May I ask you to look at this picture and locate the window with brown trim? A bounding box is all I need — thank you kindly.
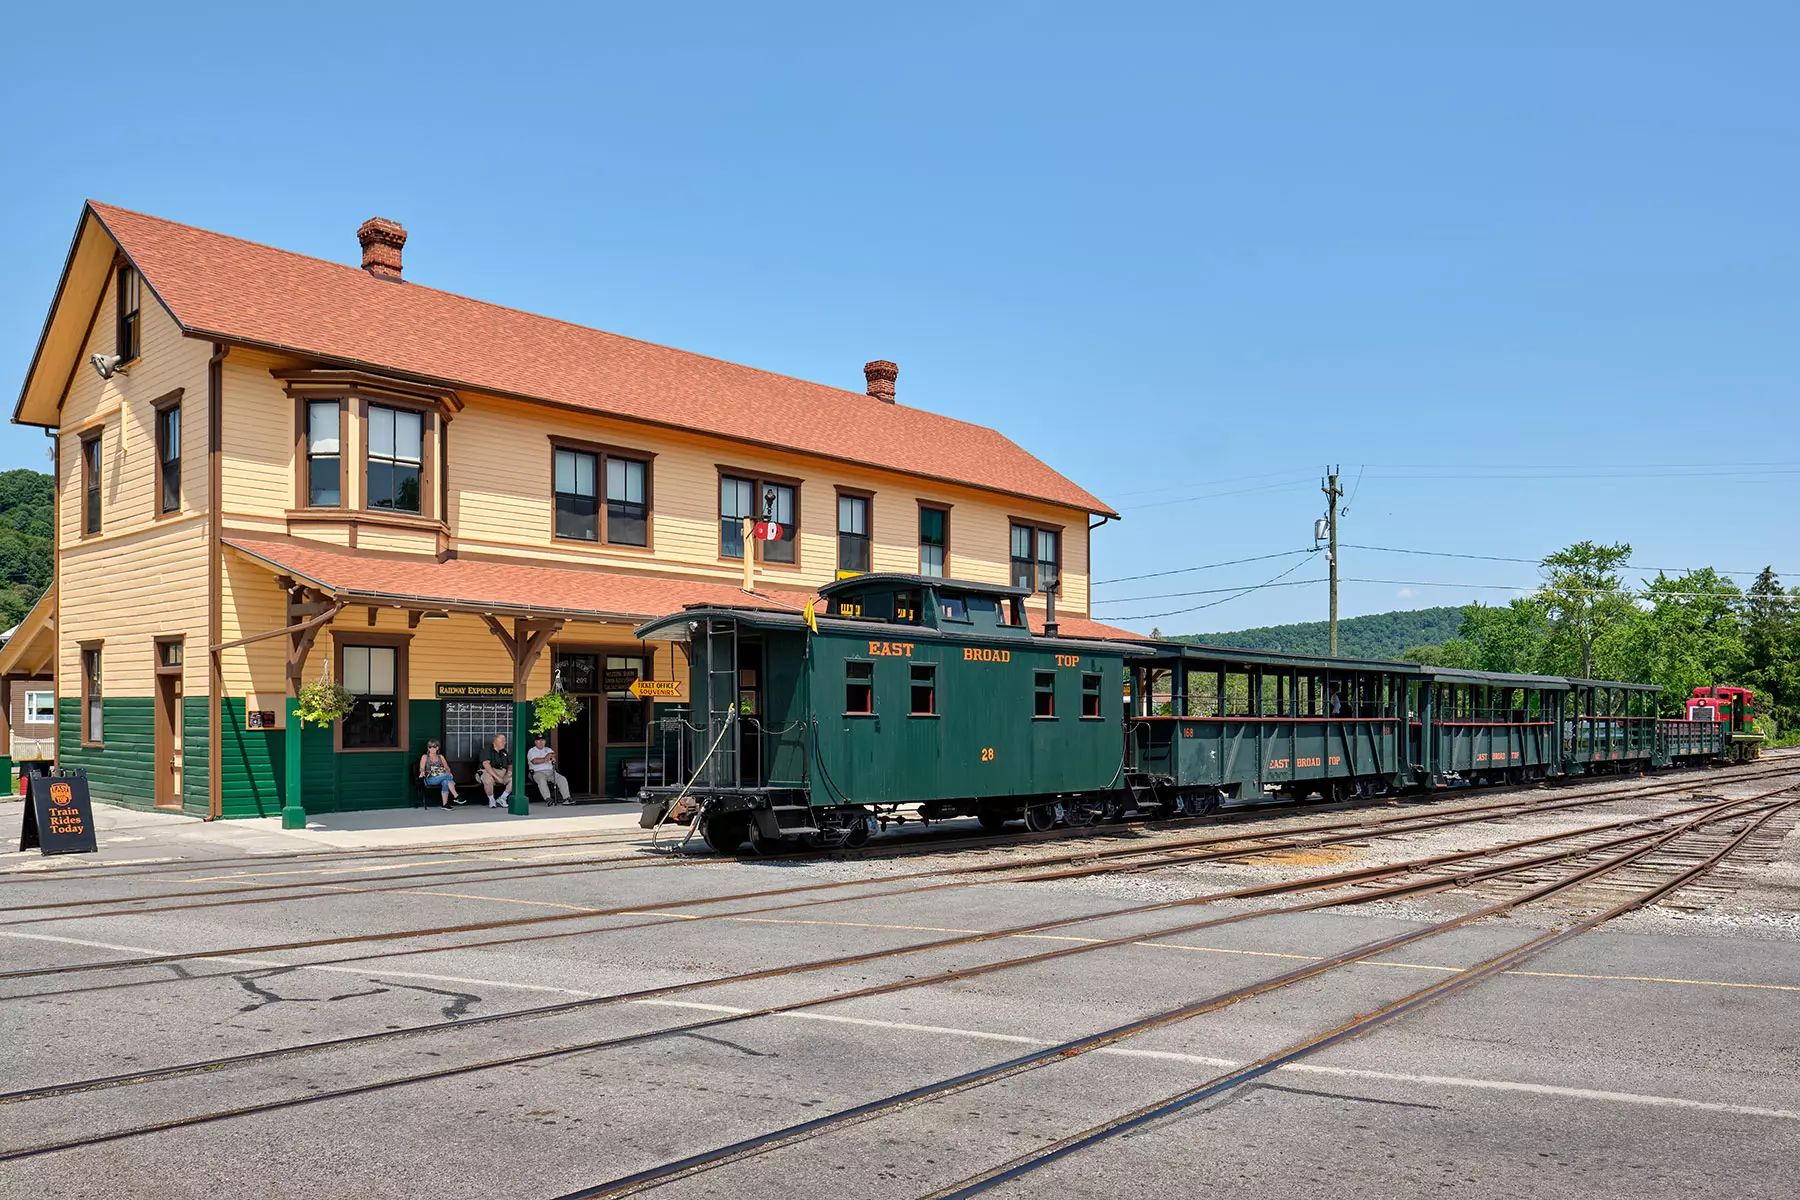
[1010,523,1058,592]
[155,399,181,513]
[305,400,342,507]
[80,431,102,535]
[81,643,103,744]
[919,505,948,577]
[606,456,649,546]
[116,265,141,363]
[554,447,598,541]
[341,643,401,748]
[837,492,870,575]
[366,404,423,513]
[720,473,798,564]
[1033,670,1057,718]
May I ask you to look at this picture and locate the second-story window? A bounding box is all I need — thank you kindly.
[837,493,870,575]
[306,401,341,507]
[919,506,947,577]
[720,475,753,559]
[1010,522,1061,593]
[156,401,181,514]
[81,432,103,535]
[367,405,423,513]
[720,474,797,564]
[116,265,141,362]
[763,482,796,564]
[606,457,648,546]
[554,448,598,541]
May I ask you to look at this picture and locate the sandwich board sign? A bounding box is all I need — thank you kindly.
[19,772,98,855]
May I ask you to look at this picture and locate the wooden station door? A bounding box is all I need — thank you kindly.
[154,638,184,810]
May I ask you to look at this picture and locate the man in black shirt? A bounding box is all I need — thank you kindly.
[481,734,513,809]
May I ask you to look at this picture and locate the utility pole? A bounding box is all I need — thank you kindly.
[1320,466,1343,657]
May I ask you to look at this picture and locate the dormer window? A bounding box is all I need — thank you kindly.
[115,266,141,362]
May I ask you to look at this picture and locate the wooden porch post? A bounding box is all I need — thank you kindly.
[483,615,564,813]
[281,582,336,831]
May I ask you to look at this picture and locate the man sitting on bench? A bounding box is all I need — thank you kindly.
[527,735,572,805]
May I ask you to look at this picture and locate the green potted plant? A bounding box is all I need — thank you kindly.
[531,690,583,735]
[295,668,357,728]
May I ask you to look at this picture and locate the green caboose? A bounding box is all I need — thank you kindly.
[634,574,1147,852]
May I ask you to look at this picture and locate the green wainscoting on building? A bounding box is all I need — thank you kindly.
[221,697,286,818]
[182,696,210,817]
[56,697,156,810]
[218,697,446,819]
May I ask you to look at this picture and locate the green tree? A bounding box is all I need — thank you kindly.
[1538,541,1634,679]
[1611,568,1746,713]
[1457,599,1551,673]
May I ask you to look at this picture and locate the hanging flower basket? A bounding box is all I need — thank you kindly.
[531,690,584,735]
[296,669,357,728]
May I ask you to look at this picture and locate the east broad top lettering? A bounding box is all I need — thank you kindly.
[868,641,914,657]
[963,647,1011,663]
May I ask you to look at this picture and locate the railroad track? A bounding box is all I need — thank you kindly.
[546,793,1798,1199]
[5,763,1793,993]
[6,750,1790,893]
[6,757,1792,933]
[0,783,1788,1164]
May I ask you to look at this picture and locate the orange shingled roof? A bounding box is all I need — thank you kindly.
[1024,612,1146,641]
[91,202,1115,517]
[225,539,819,622]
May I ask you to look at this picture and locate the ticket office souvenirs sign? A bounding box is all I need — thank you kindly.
[20,773,98,855]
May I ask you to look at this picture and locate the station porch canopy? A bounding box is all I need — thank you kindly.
[223,538,1140,641]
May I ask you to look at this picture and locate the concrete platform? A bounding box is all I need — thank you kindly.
[0,794,651,862]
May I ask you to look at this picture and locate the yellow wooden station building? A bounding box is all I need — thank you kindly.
[11,202,1128,824]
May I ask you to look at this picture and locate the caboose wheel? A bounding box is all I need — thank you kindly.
[1024,803,1059,832]
[701,814,750,855]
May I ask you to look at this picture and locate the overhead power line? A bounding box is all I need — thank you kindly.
[1094,548,1313,587]
[1096,573,1769,611]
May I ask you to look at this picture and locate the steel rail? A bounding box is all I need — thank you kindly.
[555,796,1796,1199]
[0,790,1757,1106]
[918,798,1800,1199]
[2,752,1785,888]
[3,765,1792,983]
[9,759,1791,927]
[0,792,1782,1163]
[7,764,1787,982]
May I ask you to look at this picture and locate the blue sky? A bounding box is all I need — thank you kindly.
[3,2,1795,635]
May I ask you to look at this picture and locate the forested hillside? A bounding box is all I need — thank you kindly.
[1178,607,1464,659]
[0,469,52,628]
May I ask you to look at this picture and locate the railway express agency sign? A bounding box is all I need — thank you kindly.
[19,775,98,855]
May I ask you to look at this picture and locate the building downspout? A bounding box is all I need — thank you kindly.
[1085,514,1111,618]
[46,427,59,772]
[207,344,226,819]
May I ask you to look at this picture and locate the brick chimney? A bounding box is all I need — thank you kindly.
[863,360,898,403]
[357,217,407,281]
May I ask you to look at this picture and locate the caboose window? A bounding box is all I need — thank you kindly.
[910,664,936,715]
[1034,671,1056,718]
[845,661,873,715]
[1080,673,1102,718]
[940,594,969,622]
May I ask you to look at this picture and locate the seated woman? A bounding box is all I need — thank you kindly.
[418,739,461,808]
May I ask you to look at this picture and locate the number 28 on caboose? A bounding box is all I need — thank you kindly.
[633,573,1148,853]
